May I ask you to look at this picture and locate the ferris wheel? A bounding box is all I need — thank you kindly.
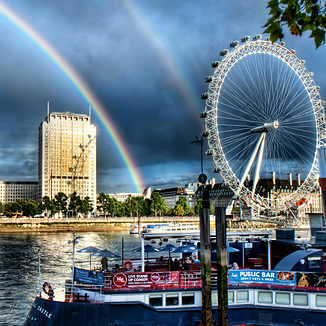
[202,35,326,212]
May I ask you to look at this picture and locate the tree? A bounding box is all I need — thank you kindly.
[11,202,22,216]
[173,204,185,216]
[80,196,93,218]
[22,200,38,217]
[40,196,55,217]
[0,202,4,214]
[264,0,326,48]
[194,194,203,215]
[97,192,111,218]
[54,192,68,218]
[68,192,82,218]
[150,192,168,217]
[174,196,190,216]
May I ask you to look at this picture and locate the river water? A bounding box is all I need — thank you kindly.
[0,231,149,326]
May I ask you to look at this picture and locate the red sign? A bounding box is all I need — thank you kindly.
[111,271,180,288]
[113,273,127,287]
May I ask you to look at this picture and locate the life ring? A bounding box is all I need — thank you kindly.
[124,260,132,271]
[43,282,53,295]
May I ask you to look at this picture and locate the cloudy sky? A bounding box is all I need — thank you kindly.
[0,0,325,194]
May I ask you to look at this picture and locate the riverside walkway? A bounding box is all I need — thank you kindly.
[0,216,200,232]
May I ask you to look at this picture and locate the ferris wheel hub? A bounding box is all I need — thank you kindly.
[251,120,279,134]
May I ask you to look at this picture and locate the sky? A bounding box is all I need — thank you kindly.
[0,0,325,195]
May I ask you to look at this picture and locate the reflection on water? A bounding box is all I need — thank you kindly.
[0,231,146,326]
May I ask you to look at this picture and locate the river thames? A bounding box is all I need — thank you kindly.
[0,231,147,326]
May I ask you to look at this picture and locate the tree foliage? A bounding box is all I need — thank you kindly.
[264,0,326,48]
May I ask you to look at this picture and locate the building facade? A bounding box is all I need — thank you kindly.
[38,112,96,209]
[0,181,38,203]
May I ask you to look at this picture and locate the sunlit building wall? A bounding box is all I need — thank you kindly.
[0,181,38,203]
[38,112,96,209]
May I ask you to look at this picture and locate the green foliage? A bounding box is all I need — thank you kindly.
[68,192,82,217]
[173,204,185,216]
[174,196,190,216]
[0,202,4,214]
[194,194,202,215]
[54,192,68,217]
[80,196,93,217]
[150,192,168,217]
[264,0,326,48]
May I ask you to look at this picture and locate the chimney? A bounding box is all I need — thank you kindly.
[296,173,301,186]
[288,173,292,186]
[271,172,276,185]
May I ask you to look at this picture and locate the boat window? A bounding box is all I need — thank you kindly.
[236,290,249,303]
[228,291,234,303]
[293,294,308,306]
[316,295,326,307]
[149,295,163,307]
[166,294,179,306]
[212,291,218,305]
[182,293,195,305]
[275,292,290,305]
[258,291,272,304]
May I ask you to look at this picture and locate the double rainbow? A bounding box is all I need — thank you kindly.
[0,1,144,193]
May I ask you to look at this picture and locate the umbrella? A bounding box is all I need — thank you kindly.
[77,246,101,269]
[92,249,121,258]
[172,244,198,253]
[212,246,240,253]
[134,244,159,262]
[134,244,160,252]
[158,244,177,271]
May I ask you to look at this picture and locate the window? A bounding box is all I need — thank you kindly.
[293,294,308,306]
[276,292,290,305]
[258,291,272,304]
[236,291,249,303]
[316,295,326,307]
[166,294,179,306]
[182,293,195,305]
[228,291,234,303]
[149,295,162,307]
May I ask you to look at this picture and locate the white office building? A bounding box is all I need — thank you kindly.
[0,181,38,203]
[38,112,96,209]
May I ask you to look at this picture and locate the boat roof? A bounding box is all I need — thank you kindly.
[141,230,272,241]
[274,248,323,271]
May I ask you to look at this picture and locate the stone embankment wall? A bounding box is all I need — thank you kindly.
[0,216,200,232]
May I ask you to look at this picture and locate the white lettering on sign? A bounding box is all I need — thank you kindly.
[37,305,52,319]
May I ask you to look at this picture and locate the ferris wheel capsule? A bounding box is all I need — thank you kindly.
[220,49,229,56]
[211,61,221,68]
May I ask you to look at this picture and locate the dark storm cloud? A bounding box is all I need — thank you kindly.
[0,0,325,193]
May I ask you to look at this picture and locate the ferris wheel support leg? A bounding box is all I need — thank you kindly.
[252,133,266,194]
[237,133,265,195]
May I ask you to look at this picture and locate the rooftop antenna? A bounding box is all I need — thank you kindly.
[47,101,50,121]
[89,105,91,123]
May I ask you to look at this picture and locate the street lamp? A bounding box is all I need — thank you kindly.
[68,231,83,300]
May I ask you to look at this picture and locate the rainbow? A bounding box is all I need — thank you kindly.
[123,0,202,121]
[0,1,144,193]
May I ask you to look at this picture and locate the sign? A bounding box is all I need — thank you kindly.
[112,271,180,288]
[297,272,326,288]
[74,267,103,285]
[228,270,296,286]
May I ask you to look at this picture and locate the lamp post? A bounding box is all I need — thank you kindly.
[68,231,83,301]
[191,136,211,326]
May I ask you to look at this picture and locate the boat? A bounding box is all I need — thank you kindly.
[24,232,326,326]
[144,222,200,234]
[129,223,171,234]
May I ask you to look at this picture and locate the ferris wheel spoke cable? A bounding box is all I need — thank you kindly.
[275,131,313,166]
